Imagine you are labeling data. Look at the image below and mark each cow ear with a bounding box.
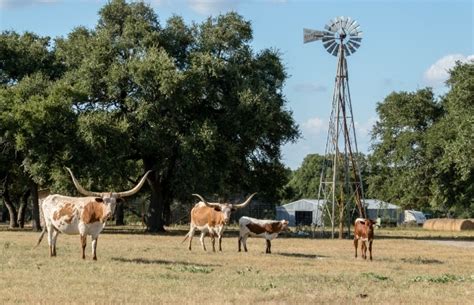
[231,208,236,212]
[214,207,221,211]
[94,198,104,202]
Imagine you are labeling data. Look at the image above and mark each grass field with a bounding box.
[1,226,473,304]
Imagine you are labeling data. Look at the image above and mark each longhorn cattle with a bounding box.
[354,218,375,260]
[238,216,289,254]
[36,168,151,260]
[183,193,256,252]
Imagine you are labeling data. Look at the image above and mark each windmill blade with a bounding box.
[322,37,336,46]
[347,21,359,33]
[326,41,338,54]
[304,28,325,43]
[343,44,351,56]
[349,26,361,36]
[323,39,336,49]
[347,40,360,49]
[329,18,339,31]
[350,37,362,42]
[347,42,356,54]
[331,45,339,56]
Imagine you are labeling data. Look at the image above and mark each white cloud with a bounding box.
[354,117,377,138]
[0,0,59,9]
[302,117,326,135]
[423,54,474,87]
[187,0,240,15]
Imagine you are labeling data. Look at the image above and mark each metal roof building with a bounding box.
[276,199,325,227]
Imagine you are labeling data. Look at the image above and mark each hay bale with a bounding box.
[423,218,474,231]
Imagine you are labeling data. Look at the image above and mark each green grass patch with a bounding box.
[362,272,391,281]
[166,264,214,274]
[411,274,473,283]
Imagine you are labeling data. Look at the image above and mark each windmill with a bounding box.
[304,17,366,239]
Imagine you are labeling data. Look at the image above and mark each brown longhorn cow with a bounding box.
[183,193,256,252]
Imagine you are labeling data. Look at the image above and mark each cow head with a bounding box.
[66,167,152,220]
[360,218,376,235]
[192,193,257,225]
[280,219,290,231]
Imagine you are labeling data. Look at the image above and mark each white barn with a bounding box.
[276,199,324,227]
[365,199,403,225]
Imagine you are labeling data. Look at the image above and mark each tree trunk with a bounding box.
[17,189,30,228]
[30,182,42,231]
[3,193,18,228]
[144,159,166,232]
[115,201,125,226]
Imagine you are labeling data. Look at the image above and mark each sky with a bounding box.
[1,0,473,169]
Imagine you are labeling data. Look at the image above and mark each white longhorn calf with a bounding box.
[238,216,289,254]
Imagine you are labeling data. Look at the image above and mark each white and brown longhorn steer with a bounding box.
[36,168,151,260]
[238,216,289,254]
[183,193,256,252]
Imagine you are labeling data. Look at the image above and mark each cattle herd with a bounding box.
[36,168,375,261]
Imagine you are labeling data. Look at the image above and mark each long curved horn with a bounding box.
[233,192,257,209]
[65,167,101,197]
[192,193,220,208]
[116,170,153,198]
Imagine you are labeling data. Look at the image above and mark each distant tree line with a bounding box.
[283,62,473,218]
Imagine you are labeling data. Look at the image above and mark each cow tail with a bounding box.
[33,196,47,249]
[181,232,190,244]
[34,227,47,249]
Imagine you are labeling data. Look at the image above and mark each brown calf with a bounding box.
[353,218,375,260]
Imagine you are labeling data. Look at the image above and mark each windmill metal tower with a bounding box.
[304,17,366,239]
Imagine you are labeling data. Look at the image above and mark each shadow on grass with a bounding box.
[110,257,222,267]
[276,252,327,259]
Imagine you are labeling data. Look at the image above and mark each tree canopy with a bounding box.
[0,0,299,231]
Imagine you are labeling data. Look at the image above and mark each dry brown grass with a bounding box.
[0,226,473,304]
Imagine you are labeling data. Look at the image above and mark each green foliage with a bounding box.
[369,62,473,217]
[283,154,325,202]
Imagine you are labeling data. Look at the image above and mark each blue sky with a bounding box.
[1,0,473,169]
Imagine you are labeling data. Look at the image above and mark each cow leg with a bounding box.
[91,235,98,261]
[211,234,216,252]
[46,223,54,257]
[238,236,242,252]
[266,239,271,254]
[80,234,87,259]
[362,241,367,260]
[218,235,223,252]
[242,235,248,252]
[199,232,207,251]
[51,229,59,257]
[354,238,358,258]
[187,227,196,251]
[369,240,373,261]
